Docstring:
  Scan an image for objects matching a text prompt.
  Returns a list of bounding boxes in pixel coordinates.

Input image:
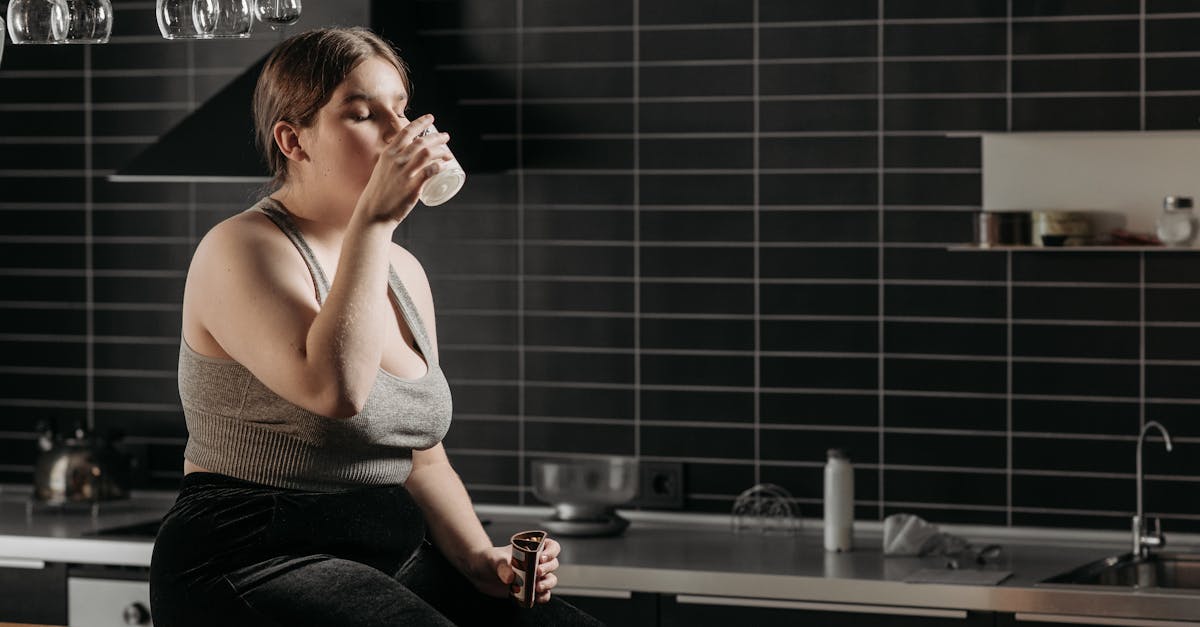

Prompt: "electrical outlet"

[634,461,684,510]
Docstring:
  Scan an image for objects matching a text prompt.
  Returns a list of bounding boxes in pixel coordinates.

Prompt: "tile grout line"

[516,0,527,506]
[1140,252,1147,430]
[84,44,95,433]
[15,388,1200,409]
[1006,250,1014,527]
[633,0,641,464]
[752,0,761,486]
[1,351,1188,370]
[411,13,1200,36]
[1006,0,1013,132]
[8,46,1200,79]
[1141,0,1147,131]
[877,0,886,521]
[187,39,197,263]
[19,88,1200,112]
[1005,0,1013,528]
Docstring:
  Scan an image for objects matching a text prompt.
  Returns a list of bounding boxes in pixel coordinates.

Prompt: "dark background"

[1,0,1198,532]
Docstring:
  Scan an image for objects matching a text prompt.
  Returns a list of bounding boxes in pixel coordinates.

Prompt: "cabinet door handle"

[675,595,968,619]
[1016,612,1200,627]
[554,587,633,599]
[0,557,46,569]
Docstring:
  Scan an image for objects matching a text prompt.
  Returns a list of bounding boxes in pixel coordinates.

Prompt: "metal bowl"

[531,457,638,521]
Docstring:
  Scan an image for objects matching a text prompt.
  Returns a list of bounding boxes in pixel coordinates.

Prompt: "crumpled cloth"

[882,513,971,557]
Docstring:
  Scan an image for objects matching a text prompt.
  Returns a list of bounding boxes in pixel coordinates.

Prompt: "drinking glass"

[156,0,216,39]
[7,0,69,44]
[254,0,300,27]
[63,0,112,43]
[207,0,252,38]
[0,18,6,65]
[417,124,466,207]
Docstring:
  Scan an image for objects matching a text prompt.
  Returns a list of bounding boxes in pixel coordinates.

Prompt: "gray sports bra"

[178,197,453,491]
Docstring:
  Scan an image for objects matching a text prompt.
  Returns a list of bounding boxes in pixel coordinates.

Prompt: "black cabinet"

[0,561,67,625]
[556,590,659,627]
[661,594,995,627]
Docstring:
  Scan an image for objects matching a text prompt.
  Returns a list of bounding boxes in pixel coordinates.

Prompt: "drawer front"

[68,579,152,627]
[556,588,657,627]
[1011,613,1200,627]
[0,562,66,625]
[663,595,989,627]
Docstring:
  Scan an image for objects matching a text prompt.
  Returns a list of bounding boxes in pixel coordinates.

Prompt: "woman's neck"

[270,184,353,247]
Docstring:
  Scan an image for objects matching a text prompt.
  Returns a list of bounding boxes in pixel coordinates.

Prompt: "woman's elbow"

[325,398,364,419]
[309,385,367,419]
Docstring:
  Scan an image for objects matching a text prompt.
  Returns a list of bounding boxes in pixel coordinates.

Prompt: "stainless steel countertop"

[1,490,1198,622]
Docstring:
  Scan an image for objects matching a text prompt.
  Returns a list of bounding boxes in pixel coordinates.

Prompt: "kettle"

[33,422,131,504]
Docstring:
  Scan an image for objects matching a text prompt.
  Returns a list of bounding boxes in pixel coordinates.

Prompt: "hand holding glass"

[417,124,466,207]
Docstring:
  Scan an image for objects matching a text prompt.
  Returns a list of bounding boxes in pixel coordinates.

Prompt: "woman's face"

[295,55,410,216]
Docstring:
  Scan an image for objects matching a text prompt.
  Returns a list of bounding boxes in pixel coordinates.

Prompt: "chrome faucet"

[1133,420,1173,559]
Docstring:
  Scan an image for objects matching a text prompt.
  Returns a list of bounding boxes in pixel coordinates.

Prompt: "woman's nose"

[383,112,408,143]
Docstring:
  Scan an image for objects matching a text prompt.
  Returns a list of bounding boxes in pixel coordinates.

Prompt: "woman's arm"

[398,252,560,601]
[186,213,390,418]
[405,444,560,602]
[405,444,494,570]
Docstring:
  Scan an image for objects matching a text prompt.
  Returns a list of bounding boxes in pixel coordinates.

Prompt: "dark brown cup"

[509,530,548,608]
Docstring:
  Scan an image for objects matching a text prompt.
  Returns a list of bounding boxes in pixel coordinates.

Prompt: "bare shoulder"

[192,209,290,267]
[388,243,432,297]
[188,210,312,293]
[184,210,317,339]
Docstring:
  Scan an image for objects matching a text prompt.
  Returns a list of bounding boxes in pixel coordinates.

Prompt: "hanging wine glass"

[254,0,300,28]
[156,0,216,39]
[7,0,69,44]
[0,17,6,66]
[63,0,112,44]
[208,0,253,38]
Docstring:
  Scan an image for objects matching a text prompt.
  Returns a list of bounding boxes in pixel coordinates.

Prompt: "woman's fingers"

[537,557,560,578]
[534,542,560,604]
[536,572,558,603]
[542,539,562,559]
[401,142,454,181]
[399,114,436,146]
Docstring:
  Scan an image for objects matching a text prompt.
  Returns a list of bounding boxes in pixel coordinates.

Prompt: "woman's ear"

[272,120,307,164]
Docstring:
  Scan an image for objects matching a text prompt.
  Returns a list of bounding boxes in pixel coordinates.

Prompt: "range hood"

[111,2,508,183]
[109,56,269,183]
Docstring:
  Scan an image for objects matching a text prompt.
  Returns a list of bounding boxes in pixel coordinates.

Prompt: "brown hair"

[253,27,410,190]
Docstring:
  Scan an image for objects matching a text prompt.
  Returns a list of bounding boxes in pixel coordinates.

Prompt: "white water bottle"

[824,448,854,552]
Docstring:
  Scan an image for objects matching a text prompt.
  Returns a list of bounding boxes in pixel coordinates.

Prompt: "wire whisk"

[730,483,801,535]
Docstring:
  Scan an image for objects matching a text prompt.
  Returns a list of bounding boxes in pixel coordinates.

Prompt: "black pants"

[149,473,603,627]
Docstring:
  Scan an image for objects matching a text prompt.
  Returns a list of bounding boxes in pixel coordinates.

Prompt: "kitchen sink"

[1042,552,1200,590]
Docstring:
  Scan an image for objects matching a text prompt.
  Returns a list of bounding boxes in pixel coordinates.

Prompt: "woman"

[149,27,602,627]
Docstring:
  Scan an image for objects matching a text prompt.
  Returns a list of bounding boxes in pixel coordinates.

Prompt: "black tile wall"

[4,0,1200,533]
